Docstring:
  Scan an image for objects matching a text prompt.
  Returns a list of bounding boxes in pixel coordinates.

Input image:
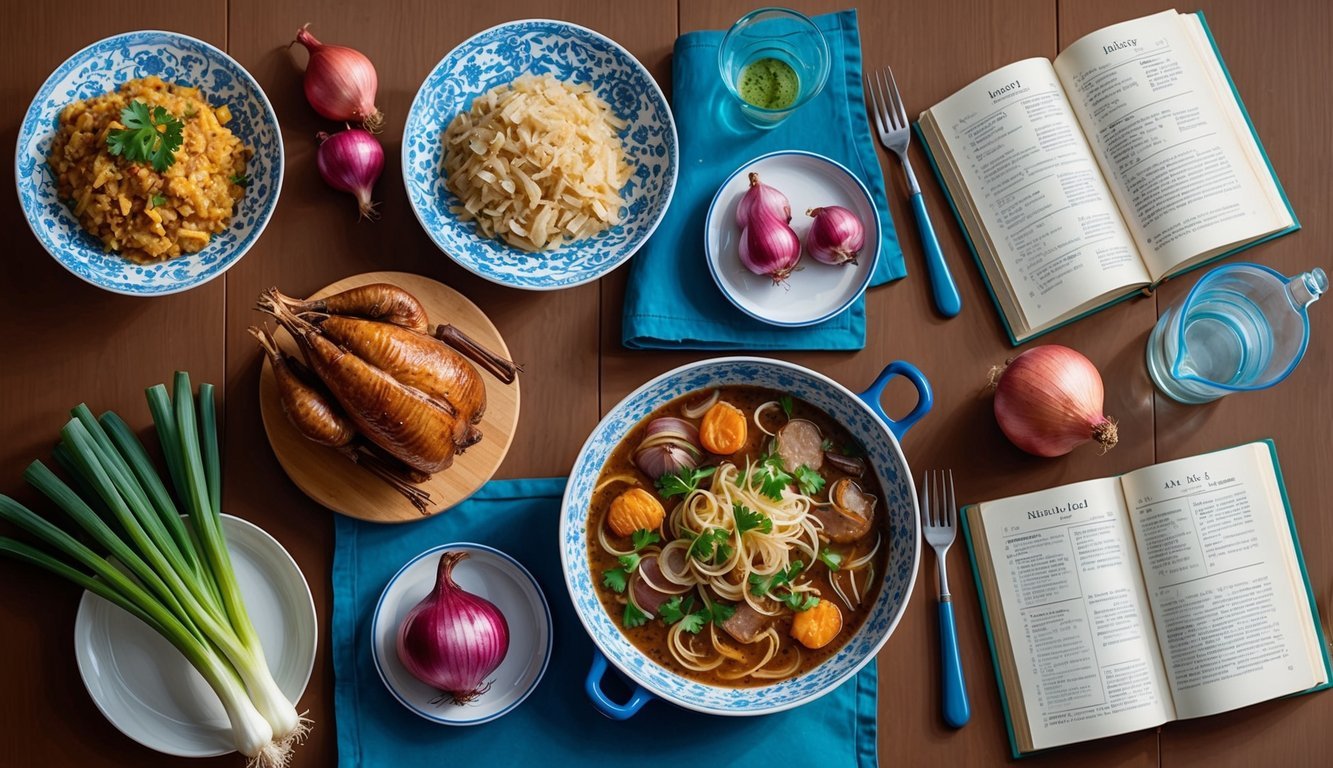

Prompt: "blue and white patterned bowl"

[560,357,933,717]
[15,31,283,296]
[402,20,678,291]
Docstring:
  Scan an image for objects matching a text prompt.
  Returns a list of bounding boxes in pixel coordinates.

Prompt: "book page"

[977,478,1173,750]
[922,58,1148,332]
[1121,443,1326,719]
[1054,11,1292,280]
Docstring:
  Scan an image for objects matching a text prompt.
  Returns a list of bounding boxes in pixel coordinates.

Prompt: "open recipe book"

[917,10,1298,344]
[962,442,1331,757]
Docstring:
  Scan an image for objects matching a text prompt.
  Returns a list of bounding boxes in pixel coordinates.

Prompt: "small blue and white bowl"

[561,357,931,717]
[16,30,283,296]
[403,19,678,291]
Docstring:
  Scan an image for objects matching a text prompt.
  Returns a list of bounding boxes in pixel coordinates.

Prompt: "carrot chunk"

[606,487,665,537]
[700,402,747,455]
[790,598,843,649]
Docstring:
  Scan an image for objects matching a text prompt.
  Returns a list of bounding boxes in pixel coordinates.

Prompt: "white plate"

[371,543,552,726]
[706,150,881,326]
[74,514,317,758]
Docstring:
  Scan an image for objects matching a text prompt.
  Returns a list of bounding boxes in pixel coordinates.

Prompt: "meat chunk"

[631,555,683,615]
[811,478,876,543]
[721,601,774,644]
[775,419,824,473]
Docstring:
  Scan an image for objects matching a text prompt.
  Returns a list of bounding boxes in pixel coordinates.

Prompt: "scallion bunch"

[0,372,308,768]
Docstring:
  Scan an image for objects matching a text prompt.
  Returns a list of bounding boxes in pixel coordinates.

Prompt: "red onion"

[316,129,383,220]
[990,345,1118,457]
[292,24,384,132]
[739,206,801,284]
[806,206,864,266]
[634,417,702,478]
[736,172,791,228]
[397,551,509,705]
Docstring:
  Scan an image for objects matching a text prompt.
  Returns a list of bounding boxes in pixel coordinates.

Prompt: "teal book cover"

[915,10,1299,347]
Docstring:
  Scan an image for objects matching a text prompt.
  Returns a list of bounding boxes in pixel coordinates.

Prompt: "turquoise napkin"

[334,478,878,768]
[622,9,904,351]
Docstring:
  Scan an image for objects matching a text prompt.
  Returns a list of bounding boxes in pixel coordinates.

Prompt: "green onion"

[0,374,308,766]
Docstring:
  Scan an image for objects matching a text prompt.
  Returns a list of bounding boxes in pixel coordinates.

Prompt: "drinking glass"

[718,8,830,129]
[1146,263,1326,403]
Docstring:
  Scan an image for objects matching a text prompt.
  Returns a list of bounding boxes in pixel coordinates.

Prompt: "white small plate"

[706,150,881,327]
[74,515,317,758]
[371,542,552,726]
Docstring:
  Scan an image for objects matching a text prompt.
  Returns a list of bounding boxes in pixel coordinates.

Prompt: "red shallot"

[989,345,1118,457]
[736,172,791,228]
[739,206,801,284]
[292,24,384,132]
[397,551,510,705]
[634,417,702,478]
[316,129,384,220]
[806,205,864,266]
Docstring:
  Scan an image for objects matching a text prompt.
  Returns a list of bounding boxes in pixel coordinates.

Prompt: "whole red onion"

[990,345,1118,457]
[316,129,384,220]
[397,551,510,705]
[292,24,384,132]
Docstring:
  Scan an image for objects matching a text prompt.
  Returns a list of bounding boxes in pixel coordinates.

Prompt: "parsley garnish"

[106,100,184,172]
[623,602,650,628]
[821,438,834,452]
[779,395,794,418]
[659,595,735,633]
[230,173,250,187]
[603,528,659,594]
[794,465,826,496]
[150,194,167,207]
[754,454,793,501]
[818,547,843,571]
[686,527,733,564]
[732,503,772,535]
[655,466,716,499]
[748,561,819,611]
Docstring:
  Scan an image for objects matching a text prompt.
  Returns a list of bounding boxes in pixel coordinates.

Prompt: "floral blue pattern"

[560,357,926,715]
[16,31,283,296]
[402,20,678,290]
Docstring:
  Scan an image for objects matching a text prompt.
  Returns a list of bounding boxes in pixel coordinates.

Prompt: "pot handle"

[585,648,655,720]
[857,361,933,441]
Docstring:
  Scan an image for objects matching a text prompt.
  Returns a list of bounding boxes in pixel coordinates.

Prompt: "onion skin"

[316,129,384,220]
[991,345,1118,457]
[739,206,801,283]
[736,172,791,228]
[805,206,865,266]
[293,24,384,131]
[397,551,510,705]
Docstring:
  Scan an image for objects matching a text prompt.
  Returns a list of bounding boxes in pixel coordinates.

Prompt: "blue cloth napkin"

[333,478,878,768]
[622,9,904,351]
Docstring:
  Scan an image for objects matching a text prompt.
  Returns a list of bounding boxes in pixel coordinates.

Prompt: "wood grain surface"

[256,271,520,523]
[0,1,1328,766]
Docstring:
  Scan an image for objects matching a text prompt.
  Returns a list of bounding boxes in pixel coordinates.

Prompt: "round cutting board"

[257,271,519,522]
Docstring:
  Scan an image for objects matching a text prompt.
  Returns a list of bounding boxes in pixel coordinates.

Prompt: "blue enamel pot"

[559,357,931,717]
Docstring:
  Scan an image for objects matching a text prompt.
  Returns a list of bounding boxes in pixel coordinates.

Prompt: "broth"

[586,385,889,687]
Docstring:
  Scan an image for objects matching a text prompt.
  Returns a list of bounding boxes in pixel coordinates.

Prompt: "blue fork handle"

[909,192,962,318]
[938,600,971,727]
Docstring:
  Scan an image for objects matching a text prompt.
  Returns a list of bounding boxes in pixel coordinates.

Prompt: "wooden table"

[1,1,1328,765]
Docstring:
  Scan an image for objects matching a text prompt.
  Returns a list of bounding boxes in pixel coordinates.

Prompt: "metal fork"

[920,469,970,728]
[865,68,962,318]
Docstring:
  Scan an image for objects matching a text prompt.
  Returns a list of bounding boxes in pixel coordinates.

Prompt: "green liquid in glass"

[738,57,799,110]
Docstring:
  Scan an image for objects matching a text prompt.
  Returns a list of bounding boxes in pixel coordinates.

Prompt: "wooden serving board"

[257,271,520,523]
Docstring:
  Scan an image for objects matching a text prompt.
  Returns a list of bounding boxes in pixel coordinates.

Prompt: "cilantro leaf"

[655,466,716,500]
[623,602,650,628]
[659,595,693,625]
[150,194,166,207]
[617,553,642,573]
[755,454,793,501]
[794,465,826,497]
[780,592,821,612]
[749,561,808,605]
[630,529,660,551]
[677,611,707,634]
[687,528,733,564]
[779,395,794,418]
[602,568,628,594]
[821,438,833,452]
[709,602,736,624]
[818,547,843,571]
[106,100,184,172]
[732,503,772,535]
[230,173,250,187]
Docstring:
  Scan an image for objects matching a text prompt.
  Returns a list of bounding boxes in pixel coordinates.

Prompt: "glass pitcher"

[1146,263,1326,404]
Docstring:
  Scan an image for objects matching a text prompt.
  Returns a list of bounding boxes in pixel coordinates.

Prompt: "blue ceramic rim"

[14,29,285,297]
[704,150,881,327]
[716,7,832,114]
[370,542,554,726]
[558,355,921,716]
[401,18,679,292]
[1168,261,1310,392]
